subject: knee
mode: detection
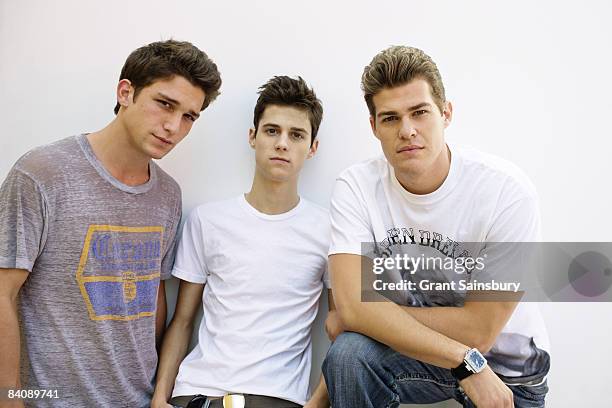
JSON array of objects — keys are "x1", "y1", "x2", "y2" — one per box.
[{"x1": 323, "y1": 332, "x2": 383, "y2": 375}]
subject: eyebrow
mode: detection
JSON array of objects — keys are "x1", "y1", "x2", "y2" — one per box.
[
  {"x1": 376, "y1": 102, "x2": 432, "y2": 118},
  {"x1": 157, "y1": 92, "x2": 201, "y2": 119},
  {"x1": 262, "y1": 123, "x2": 308, "y2": 133}
]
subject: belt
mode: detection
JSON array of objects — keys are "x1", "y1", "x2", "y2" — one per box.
[
  {"x1": 171, "y1": 393, "x2": 301, "y2": 408},
  {"x1": 208, "y1": 395, "x2": 244, "y2": 408}
]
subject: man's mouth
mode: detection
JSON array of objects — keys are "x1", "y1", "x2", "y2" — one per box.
[
  {"x1": 270, "y1": 157, "x2": 290, "y2": 163},
  {"x1": 153, "y1": 134, "x2": 173, "y2": 145},
  {"x1": 397, "y1": 145, "x2": 423, "y2": 153}
]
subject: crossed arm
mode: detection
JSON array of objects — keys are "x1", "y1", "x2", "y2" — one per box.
[{"x1": 327, "y1": 254, "x2": 518, "y2": 408}]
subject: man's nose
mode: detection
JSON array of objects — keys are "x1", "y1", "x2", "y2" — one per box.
[
  {"x1": 399, "y1": 117, "x2": 416, "y2": 139},
  {"x1": 275, "y1": 132, "x2": 289, "y2": 150},
  {"x1": 163, "y1": 113, "x2": 182, "y2": 135}
]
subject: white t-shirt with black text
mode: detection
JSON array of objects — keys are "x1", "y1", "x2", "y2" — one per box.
[{"x1": 329, "y1": 143, "x2": 550, "y2": 380}]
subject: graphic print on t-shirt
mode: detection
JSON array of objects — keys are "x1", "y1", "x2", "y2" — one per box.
[{"x1": 75, "y1": 225, "x2": 164, "y2": 321}]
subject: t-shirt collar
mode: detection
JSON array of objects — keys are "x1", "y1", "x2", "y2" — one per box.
[{"x1": 389, "y1": 142, "x2": 462, "y2": 205}]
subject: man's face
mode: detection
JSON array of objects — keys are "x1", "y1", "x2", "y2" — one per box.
[
  {"x1": 370, "y1": 78, "x2": 452, "y2": 182},
  {"x1": 249, "y1": 104, "x2": 318, "y2": 183},
  {"x1": 118, "y1": 75, "x2": 205, "y2": 160}
]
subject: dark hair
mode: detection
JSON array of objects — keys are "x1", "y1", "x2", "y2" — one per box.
[
  {"x1": 362, "y1": 46, "x2": 446, "y2": 116},
  {"x1": 114, "y1": 39, "x2": 222, "y2": 114},
  {"x1": 253, "y1": 76, "x2": 323, "y2": 146}
]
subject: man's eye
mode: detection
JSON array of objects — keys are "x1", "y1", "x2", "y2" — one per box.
[
  {"x1": 266, "y1": 128, "x2": 277, "y2": 135},
  {"x1": 382, "y1": 116, "x2": 397, "y2": 123},
  {"x1": 158, "y1": 100, "x2": 171, "y2": 109},
  {"x1": 184, "y1": 114, "x2": 196, "y2": 122},
  {"x1": 292, "y1": 132, "x2": 304, "y2": 139},
  {"x1": 413, "y1": 110, "x2": 428, "y2": 116}
]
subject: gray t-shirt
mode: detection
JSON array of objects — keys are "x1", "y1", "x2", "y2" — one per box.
[{"x1": 0, "y1": 135, "x2": 182, "y2": 407}]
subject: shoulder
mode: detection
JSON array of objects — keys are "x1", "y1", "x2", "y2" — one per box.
[
  {"x1": 299, "y1": 197, "x2": 330, "y2": 223},
  {"x1": 455, "y1": 144, "x2": 538, "y2": 201},
  {"x1": 332, "y1": 156, "x2": 389, "y2": 206},
  {"x1": 12, "y1": 136, "x2": 79, "y2": 182},
  {"x1": 187, "y1": 196, "x2": 239, "y2": 222},
  {"x1": 336, "y1": 155, "x2": 387, "y2": 184}
]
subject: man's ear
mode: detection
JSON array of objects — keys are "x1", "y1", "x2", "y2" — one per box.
[
  {"x1": 307, "y1": 139, "x2": 319, "y2": 159},
  {"x1": 369, "y1": 115, "x2": 381, "y2": 140},
  {"x1": 116, "y1": 79, "x2": 133, "y2": 111},
  {"x1": 442, "y1": 100, "x2": 453, "y2": 129},
  {"x1": 248, "y1": 128, "x2": 257, "y2": 149}
]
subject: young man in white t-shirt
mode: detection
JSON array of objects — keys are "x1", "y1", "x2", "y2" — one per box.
[
  {"x1": 152, "y1": 76, "x2": 331, "y2": 408},
  {"x1": 323, "y1": 46, "x2": 550, "y2": 407}
]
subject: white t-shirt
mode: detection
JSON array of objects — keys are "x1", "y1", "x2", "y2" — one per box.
[
  {"x1": 171, "y1": 195, "x2": 330, "y2": 405},
  {"x1": 329, "y1": 143, "x2": 550, "y2": 380}
]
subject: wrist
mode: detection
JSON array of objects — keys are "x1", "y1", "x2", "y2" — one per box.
[
  {"x1": 151, "y1": 390, "x2": 170, "y2": 403},
  {"x1": 451, "y1": 348, "x2": 488, "y2": 381},
  {"x1": 450, "y1": 344, "x2": 471, "y2": 368}
]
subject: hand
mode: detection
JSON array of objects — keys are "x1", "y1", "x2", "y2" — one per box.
[
  {"x1": 325, "y1": 310, "x2": 344, "y2": 341},
  {"x1": 459, "y1": 366, "x2": 514, "y2": 408},
  {"x1": 303, "y1": 394, "x2": 329, "y2": 408}
]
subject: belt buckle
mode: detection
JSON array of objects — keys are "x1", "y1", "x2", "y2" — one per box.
[{"x1": 222, "y1": 394, "x2": 245, "y2": 408}]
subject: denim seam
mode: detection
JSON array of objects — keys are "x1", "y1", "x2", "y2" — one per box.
[
  {"x1": 506, "y1": 380, "x2": 548, "y2": 399},
  {"x1": 513, "y1": 387, "x2": 547, "y2": 400},
  {"x1": 384, "y1": 376, "x2": 401, "y2": 408},
  {"x1": 395, "y1": 373, "x2": 456, "y2": 389}
]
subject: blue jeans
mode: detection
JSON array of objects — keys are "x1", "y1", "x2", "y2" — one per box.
[{"x1": 322, "y1": 332, "x2": 548, "y2": 408}]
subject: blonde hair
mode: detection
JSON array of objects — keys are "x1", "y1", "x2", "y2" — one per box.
[{"x1": 361, "y1": 46, "x2": 446, "y2": 116}]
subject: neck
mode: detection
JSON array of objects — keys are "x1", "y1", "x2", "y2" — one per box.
[
  {"x1": 86, "y1": 119, "x2": 151, "y2": 186},
  {"x1": 396, "y1": 144, "x2": 451, "y2": 195},
  {"x1": 245, "y1": 171, "x2": 300, "y2": 215}
]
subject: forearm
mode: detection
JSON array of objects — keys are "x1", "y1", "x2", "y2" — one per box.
[
  {"x1": 401, "y1": 298, "x2": 518, "y2": 353},
  {"x1": 155, "y1": 281, "x2": 168, "y2": 350},
  {"x1": 0, "y1": 298, "x2": 21, "y2": 389},
  {"x1": 343, "y1": 299, "x2": 467, "y2": 369},
  {"x1": 332, "y1": 255, "x2": 468, "y2": 369},
  {"x1": 401, "y1": 305, "x2": 485, "y2": 350},
  {"x1": 0, "y1": 298, "x2": 26, "y2": 407},
  {"x1": 153, "y1": 319, "x2": 194, "y2": 402}
]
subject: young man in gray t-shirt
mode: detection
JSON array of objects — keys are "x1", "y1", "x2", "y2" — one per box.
[{"x1": 0, "y1": 40, "x2": 221, "y2": 407}]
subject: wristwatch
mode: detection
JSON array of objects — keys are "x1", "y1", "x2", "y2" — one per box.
[{"x1": 451, "y1": 348, "x2": 487, "y2": 381}]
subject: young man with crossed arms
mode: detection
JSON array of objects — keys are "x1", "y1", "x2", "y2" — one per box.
[{"x1": 323, "y1": 46, "x2": 551, "y2": 408}]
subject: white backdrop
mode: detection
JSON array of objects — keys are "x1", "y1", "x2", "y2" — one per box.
[{"x1": 1, "y1": 1, "x2": 611, "y2": 406}]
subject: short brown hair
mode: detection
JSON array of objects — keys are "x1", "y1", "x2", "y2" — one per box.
[
  {"x1": 361, "y1": 46, "x2": 446, "y2": 116},
  {"x1": 114, "y1": 39, "x2": 222, "y2": 114},
  {"x1": 253, "y1": 76, "x2": 323, "y2": 146}
]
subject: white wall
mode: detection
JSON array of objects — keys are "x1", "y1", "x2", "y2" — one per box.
[{"x1": 2, "y1": 1, "x2": 611, "y2": 406}]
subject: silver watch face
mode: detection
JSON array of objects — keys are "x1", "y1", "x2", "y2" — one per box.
[{"x1": 465, "y1": 349, "x2": 487, "y2": 373}]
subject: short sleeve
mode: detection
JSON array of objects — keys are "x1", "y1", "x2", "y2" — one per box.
[
  {"x1": 0, "y1": 167, "x2": 48, "y2": 272},
  {"x1": 160, "y1": 194, "x2": 182, "y2": 280},
  {"x1": 329, "y1": 178, "x2": 374, "y2": 256},
  {"x1": 171, "y1": 207, "x2": 209, "y2": 284},
  {"x1": 476, "y1": 194, "x2": 542, "y2": 284}
]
